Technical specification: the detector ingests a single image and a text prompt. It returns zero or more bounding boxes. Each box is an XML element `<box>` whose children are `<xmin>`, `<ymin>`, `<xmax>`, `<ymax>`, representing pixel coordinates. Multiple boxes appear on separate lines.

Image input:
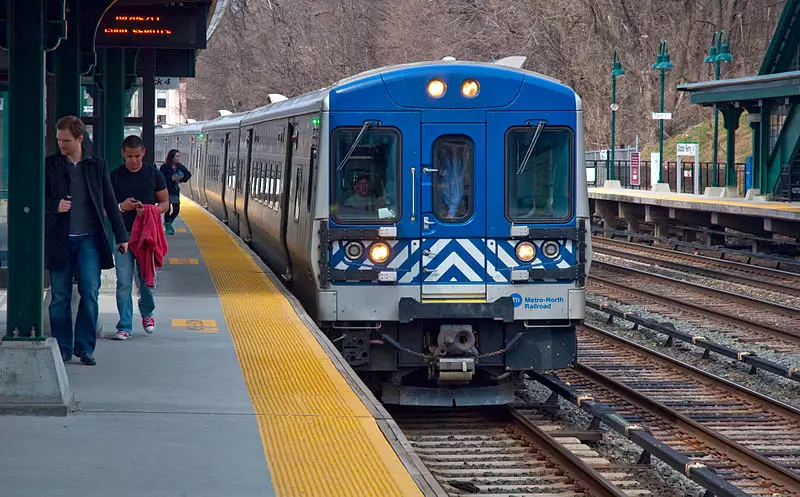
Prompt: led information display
<box><xmin>95</xmin><ymin>5</ymin><xmax>207</xmax><ymax>49</ymax></box>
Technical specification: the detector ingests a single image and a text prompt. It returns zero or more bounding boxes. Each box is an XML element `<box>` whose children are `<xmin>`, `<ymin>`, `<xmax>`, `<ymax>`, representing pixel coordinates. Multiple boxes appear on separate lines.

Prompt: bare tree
<box><xmin>187</xmin><ymin>0</ymin><xmax>786</xmax><ymax>150</ymax></box>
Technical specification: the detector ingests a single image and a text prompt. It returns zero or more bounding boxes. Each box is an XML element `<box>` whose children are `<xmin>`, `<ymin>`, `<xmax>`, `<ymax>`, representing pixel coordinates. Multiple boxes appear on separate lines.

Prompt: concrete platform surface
<box><xmin>0</xmin><ymin>217</ymin><xmax>275</xmax><ymax>497</ymax></box>
<box><xmin>589</xmin><ymin>186</ymin><xmax>800</xmax><ymax>220</ymax></box>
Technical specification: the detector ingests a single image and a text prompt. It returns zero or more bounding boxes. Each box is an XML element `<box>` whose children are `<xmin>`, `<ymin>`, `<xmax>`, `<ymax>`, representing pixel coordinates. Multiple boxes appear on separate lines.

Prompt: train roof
<box><xmin>156</xmin><ymin>59</ymin><xmax>577</xmax><ymax>133</ymax></box>
<box><xmin>241</xmin><ymin>88</ymin><xmax>328</xmax><ymax>126</ymax></box>
<box><xmin>202</xmin><ymin>110</ymin><xmax>252</xmax><ymax>132</ymax></box>
<box><xmin>333</xmin><ymin>59</ymin><xmax>564</xmax><ymax>87</ymax></box>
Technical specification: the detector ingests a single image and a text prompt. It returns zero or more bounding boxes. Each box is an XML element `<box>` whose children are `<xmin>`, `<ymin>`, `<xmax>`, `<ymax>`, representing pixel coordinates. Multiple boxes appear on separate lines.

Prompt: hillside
<box><xmin>189</xmin><ymin>0</ymin><xmax>785</xmax><ymax>150</ymax></box>
<box><xmin>640</xmin><ymin>113</ymin><xmax>753</xmax><ymax>164</ymax></box>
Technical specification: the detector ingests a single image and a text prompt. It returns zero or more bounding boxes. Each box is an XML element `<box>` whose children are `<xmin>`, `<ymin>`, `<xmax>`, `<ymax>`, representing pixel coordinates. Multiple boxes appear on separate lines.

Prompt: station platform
<box><xmin>589</xmin><ymin>186</ymin><xmax>800</xmax><ymax>243</ymax></box>
<box><xmin>0</xmin><ymin>200</ymin><xmax>432</xmax><ymax>497</ymax></box>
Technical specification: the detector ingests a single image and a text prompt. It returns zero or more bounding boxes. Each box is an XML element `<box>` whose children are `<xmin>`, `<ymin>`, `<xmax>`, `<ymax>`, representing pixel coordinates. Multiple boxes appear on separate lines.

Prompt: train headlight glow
<box><xmin>461</xmin><ymin>79</ymin><xmax>479</xmax><ymax>97</ymax></box>
<box><xmin>368</xmin><ymin>242</ymin><xmax>391</xmax><ymax>264</ymax></box>
<box><xmin>427</xmin><ymin>79</ymin><xmax>446</xmax><ymax>98</ymax></box>
<box><xmin>542</xmin><ymin>241</ymin><xmax>560</xmax><ymax>259</ymax></box>
<box><xmin>515</xmin><ymin>242</ymin><xmax>536</xmax><ymax>262</ymax></box>
<box><xmin>345</xmin><ymin>242</ymin><xmax>364</xmax><ymax>260</ymax></box>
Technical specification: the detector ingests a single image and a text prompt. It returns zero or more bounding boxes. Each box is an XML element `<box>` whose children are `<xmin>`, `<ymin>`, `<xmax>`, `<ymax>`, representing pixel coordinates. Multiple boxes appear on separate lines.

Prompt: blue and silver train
<box><xmin>155</xmin><ymin>59</ymin><xmax>591</xmax><ymax>406</ymax></box>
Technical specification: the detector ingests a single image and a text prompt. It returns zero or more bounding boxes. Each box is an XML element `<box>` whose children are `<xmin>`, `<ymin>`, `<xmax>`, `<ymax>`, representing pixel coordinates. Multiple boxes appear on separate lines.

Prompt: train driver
<box><xmin>343</xmin><ymin>174</ymin><xmax>385</xmax><ymax>213</ymax></box>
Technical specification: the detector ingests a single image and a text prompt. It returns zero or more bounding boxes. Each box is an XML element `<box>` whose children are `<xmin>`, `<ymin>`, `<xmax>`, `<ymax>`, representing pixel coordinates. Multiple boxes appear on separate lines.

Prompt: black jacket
<box><xmin>159</xmin><ymin>163</ymin><xmax>192</xmax><ymax>196</ymax></box>
<box><xmin>45</xmin><ymin>153</ymin><xmax>129</xmax><ymax>270</ymax></box>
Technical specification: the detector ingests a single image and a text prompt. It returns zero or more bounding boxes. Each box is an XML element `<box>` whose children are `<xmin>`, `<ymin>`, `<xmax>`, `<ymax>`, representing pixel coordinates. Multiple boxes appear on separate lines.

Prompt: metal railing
<box><xmin>587</xmin><ymin>160</ymin><xmax>746</xmax><ymax>196</ymax></box>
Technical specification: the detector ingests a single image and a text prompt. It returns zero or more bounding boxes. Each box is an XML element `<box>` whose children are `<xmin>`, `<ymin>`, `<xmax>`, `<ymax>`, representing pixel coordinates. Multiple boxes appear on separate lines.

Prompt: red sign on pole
<box><xmin>630</xmin><ymin>152</ymin><xmax>640</xmax><ymax>186</ymax></box>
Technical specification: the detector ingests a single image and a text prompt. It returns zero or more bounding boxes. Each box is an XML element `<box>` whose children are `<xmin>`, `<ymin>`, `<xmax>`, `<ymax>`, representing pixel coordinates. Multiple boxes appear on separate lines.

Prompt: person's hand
<box><xmin>117</xmin><ymin>242</ymin><xmax>128</xmax><ymax>254</ymax></box>
<box><xmin>120</xmin><ymin>197</ymin><xmax>140</xmax><ymax>212</ymax></box>
<box><xmin>135</xmin><ymin>204</ymin><xmax>146</xmax><ymax>217</ymax></box>
<box><xmin>58</xmin><ymin>196</ymin><xmax>72</xmax><ymax>213</ymax></box>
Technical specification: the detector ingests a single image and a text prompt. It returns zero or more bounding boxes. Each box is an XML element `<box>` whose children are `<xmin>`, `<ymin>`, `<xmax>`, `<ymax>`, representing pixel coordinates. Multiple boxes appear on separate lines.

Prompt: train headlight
<box><xmin>368</xmin><ymin>242</ymin><xmax>391</xmax><ymax>264</ymax></box>
<box><xmin>542</xmin><ymin>241</ymin><xmax>560</xmax><ymax>259</ymax></box>
<box><xmin>427</xmin><ymin>79</ymin><xmax>446</xmax><ymax>98</ymax></box>
<box><xmin>345</xmin><ymin>242</ymin><xmax>364</xmax><ymax>260</ymax></box>
<box><xmin>515</xmin><ymin>242</ymin><xmax>536</xmax><ymax>262</ymax></box>
<box><xmin>461</xmin><ymin>79</ymin><xmax>479</xmax><ymax>97</ymax></box>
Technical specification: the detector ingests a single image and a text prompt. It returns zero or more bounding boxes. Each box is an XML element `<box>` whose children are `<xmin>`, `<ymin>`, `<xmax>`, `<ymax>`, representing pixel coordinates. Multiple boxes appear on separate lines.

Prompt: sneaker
<box><xmin>112</xmin><ymin>330</ymin><xmax>130</xmax><ymax>340</ymax></box>
<box><xmin>78</xmin><ymin>352</ymin><xmax>96</xmax><ymax>366</ymax></box>
<box><xmin>165</xmin><ymin>223</ymin><xmax>175</xmax><ymax>235</ymax></box>
<box><xmin>62</xmin><ymin>353</ymin><xmax>71</xmax><ymax>363</ymax></box>
<box><xmin>142</xmin><ymin>317</ymin><xmax>155</xmax><ymax>334</ymax></box>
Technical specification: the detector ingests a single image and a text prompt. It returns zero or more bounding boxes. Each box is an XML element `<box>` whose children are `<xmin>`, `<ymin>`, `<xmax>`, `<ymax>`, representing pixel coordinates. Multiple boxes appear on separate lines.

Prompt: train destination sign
<box><xmin>96</xmin><ymin>5</ymin><xmax>207</xmax><ymax>49</ymax></box>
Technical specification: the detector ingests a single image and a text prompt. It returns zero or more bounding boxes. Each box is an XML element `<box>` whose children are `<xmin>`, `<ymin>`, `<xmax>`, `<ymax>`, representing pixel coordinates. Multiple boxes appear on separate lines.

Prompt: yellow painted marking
<box><xmin>171</xmin><ymin>318</ymin><xmax>218</xmax><ymax>333</ymax></box>
<box><xmin>169</xmin><ymin>257</ymin><xmax>199</xmax><ymax>264</ymax></box>
<box><xmin>181</xmin><ymin>201</ymin><xmax>423</xmax><ymax>497</ymax></box>
<box><xmin>175</xmin><ymin>228</ymin><xmax>186</xmax><ymax>233</ymax></box>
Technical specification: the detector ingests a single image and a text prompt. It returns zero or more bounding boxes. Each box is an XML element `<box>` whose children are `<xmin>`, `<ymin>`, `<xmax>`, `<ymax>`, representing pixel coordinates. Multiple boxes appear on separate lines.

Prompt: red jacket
<box><xmin>129</xmin><ymin>204</ymin><xmax>168</xmax><ymax>287</ymax></box>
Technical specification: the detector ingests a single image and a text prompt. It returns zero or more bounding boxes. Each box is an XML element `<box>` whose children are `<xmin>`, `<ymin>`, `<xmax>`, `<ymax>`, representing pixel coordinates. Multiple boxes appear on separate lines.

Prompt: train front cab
<box><xmin>319</xmin><ymin>63</ymin><xmax>587</xmax><ymax>406</ymax></box>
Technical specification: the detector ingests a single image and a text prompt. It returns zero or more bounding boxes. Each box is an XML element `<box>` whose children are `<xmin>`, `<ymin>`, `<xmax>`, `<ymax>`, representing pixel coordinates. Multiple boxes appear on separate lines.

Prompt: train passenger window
<box><xmin>331</xmin><ymin>127</ymin><xmax>400</xmax><ymax>223</ymax></box>
<box><xmin>432</xmin><ymin>136</ymin><xmax>473</xmax><ymax>223</ymax></box>
<box><xmin>293</xmin><ymin>167</ymin><xmax>302</xmax><ymax>222</ymax></box>
<box><xmin>505</xmin><ymin>127</ymin><xmax>573</xmax><ymax>222</ymax></box>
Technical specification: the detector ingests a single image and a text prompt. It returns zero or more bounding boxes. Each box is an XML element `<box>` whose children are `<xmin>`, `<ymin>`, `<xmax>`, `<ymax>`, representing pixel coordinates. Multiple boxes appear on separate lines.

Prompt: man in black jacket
<box><xmin>45</xmin><ymin>116</ymin><xmax>129</xmax><ymax>365</ymax></box>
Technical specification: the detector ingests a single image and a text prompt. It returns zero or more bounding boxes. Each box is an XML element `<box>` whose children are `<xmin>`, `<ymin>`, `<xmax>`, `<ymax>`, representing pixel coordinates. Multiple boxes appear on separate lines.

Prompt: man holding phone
<box><xmin>110</xmin><ymin>135</ymin><xmax>169</xmax><ymax>340</ymax></box>
<box><xmin>45</xmin><ymin>116</ymin><xmax>129</xmax><ymax>365</ymax></box>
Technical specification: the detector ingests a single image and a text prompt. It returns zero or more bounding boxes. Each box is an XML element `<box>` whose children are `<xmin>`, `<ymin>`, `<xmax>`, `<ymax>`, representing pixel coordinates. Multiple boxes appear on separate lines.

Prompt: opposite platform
<box><xmin>0</xmin><ymin>199</ymin><xmax>433</xmax><ymax>497</ymax></box>
<box><xmin>589</xmin><ymin>186</ymin><xmax>800</xmax><ymax>220</ymax></box>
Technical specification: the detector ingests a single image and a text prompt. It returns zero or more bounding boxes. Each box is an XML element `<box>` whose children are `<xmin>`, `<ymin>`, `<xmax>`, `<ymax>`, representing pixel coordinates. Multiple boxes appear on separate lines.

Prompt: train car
<box><xmin>157</xmin><ymin>59</ymin><xmax>590</xmax><ymax>406</ymax></box>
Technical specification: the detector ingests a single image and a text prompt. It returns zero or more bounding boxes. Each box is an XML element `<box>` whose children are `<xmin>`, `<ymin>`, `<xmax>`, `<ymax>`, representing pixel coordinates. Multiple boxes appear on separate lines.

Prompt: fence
<box><xmin>587</xmin><ymin>160</ymin><xmax>746</xmax><ymax>196</ymax></box>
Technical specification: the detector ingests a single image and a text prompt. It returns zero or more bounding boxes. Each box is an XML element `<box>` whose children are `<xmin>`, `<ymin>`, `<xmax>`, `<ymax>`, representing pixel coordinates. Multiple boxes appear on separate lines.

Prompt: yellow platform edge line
<box><xmin>180</xmin><ymin>200</ymin><xmax>423</xmax><ymax>497</ymax></box>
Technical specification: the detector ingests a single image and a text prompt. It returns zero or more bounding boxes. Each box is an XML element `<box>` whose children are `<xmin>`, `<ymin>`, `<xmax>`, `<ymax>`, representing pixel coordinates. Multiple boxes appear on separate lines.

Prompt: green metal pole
<box><xmin>54</xmin><ymin>0</ymin><xmax>81</xmax><ymax>121</ymax></box>
<box><xmin>609</xmin><ymin>75</ymin><xmax>617</xmax><ymax>181</ymax></box>
<box><xmin>725</xmin><ymin>111</ymin><xmax>737</xmax><ymax>188</ymax></box>
<box><xmin>658</xmin><ymin>69</ymin><xmax>665</xmax><ymax>184</ymax></box>
<box><xmin>103</xmin><ymin>48</ymin><xmax>125</xmax><ymax>172</ymax></box>
<box><xmin>6</xmin><ymin>0</ymin><xmax>45</xmax><ymax>339</ymax></box>
<box><xmin>711</xmin><ymin>63</ymin><xmax>720</xmax><ymax>187</ymax></box>
<box><xmin>751</xmin><ymin>118</ymin><xmax>761</xmax><ymax>191</ymax></box>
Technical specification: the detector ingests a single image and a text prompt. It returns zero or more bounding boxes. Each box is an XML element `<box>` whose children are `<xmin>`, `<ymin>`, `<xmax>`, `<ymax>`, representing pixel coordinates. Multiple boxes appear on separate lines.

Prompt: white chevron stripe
<box><xmin>388</xmin><ymin>246</ymin><xmax>408</xmax><ymax>269</ymax></box>
<box><xmin>335</xmin><ymin>261</ymin><xmax>348</xmax><ymax>270</ymax></box>
<box><xmin>459</xmin><ymin>239</ymin><xmax>485</xmax><ymax>265</ymax></box>
<box><xmin>557</xmin><ymin>260</ymin><xmax>571</xmax><ymax>269</ymax></box>
<box><xmin>497</xmin><ymin>243</ymin><xmax>519</xmax><ymax>268</ymax></box>
<box><xmin>425</xmin><ymin>252</ymin><xmax>481</xmax><ymax>282</ymax></box>
<box><xmin>487</xmin><ymin>260</ymin><xmax>506</xmax><ymax>282</ymax></box>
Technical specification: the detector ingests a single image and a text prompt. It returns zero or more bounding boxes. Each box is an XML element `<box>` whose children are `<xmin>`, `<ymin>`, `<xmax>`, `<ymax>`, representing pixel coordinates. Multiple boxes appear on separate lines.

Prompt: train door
<box><xmin>419</xmin><ymin>123</ymin><xmax>487</xmax><ymax>300</ymax></box>
<box><xmin>236</xmin><ymin>128</ymin><xmax>253</xmax><ymax>243</ymax></box>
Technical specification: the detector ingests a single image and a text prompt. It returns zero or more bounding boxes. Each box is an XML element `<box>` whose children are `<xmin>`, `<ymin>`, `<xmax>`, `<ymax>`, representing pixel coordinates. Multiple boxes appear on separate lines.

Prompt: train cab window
<box><xmin>432</xmin><ymin>136</ymin><xmax>473</xmax><ymax>223</ymax></box>
<box><xmin>505</xmin><ymin>127</ymin><xmax>573</xmax><ymax>222</ymax></box>
<box><xmin>331</xmin><ymin>127</ymin><xmax>400</xmax><ymax>224</ymax></box>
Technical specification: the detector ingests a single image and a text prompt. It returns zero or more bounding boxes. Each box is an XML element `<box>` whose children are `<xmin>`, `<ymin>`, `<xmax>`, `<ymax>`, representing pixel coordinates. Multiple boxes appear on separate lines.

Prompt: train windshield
<box><xmin>506</xmin><ymin>127</ymin><xmax>572</xmax><ymax>222</ymax></box>
<box><xmin>331</xmin><ymin>127</ymin><xmax>400</xmax><ymax>223</ymax></box>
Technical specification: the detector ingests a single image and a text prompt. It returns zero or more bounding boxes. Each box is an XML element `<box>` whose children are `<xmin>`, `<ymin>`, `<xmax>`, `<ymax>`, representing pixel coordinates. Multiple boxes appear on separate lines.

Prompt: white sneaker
<box><xmin>112</xmin><ymin>330</ymin><xmax>130</xmax><ymax>340</ymax></box>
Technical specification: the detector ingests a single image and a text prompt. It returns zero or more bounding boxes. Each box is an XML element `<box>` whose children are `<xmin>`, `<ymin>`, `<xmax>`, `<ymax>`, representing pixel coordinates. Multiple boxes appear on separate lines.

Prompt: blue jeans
<box><xmin>114</xmin><ymin>249</ymin><xmax>156</xmax><ymax>333</ymax></box>
<box><xmin>49</xmin><ymin>234</ymin><xmax>101</xmax><ymax>357</ymax></box>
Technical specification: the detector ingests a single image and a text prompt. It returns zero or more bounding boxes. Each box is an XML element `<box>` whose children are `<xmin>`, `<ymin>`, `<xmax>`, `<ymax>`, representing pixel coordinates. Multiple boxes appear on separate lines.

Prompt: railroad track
<box><xmin>588</xmin><ymin>260</ymin><xmax>800</xmax><ymax>354</ymax></box>
<box><xmin>591</xmin><ymin>237</ymin><xmax>800</xmax><ymax>296</ymax></box>
<box><xmin>390</xmin><ymin>405</ymin><xmax>651</xmax><ymax>496</ymax></box>
<box><xmin>545</xmin><ymin>324</ymin><xmax>800</xmax><ymax>495</ymax></box>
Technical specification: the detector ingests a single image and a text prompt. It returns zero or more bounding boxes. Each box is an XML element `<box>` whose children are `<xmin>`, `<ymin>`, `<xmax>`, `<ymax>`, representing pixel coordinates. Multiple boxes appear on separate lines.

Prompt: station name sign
<box><xmin>96</xmin><ymin>5</ymin><xmax>207</xmax><ymax>49</ymax></box>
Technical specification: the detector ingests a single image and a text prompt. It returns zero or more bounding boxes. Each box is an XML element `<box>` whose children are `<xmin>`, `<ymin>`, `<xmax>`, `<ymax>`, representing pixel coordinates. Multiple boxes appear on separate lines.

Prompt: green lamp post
<box><xmin>704</xmin><ymin>30</ymin><xmax>734</xmax><ymax>187</ymax></box>
<box><xmin>651</xmin><ymin>40</ymin><xmax>674</xmax><ymax>185</ymax></box>
<box><xmin>609</xmin><ymin>49</ymin><xmax>624</xmax><ymax>181</ymax></box>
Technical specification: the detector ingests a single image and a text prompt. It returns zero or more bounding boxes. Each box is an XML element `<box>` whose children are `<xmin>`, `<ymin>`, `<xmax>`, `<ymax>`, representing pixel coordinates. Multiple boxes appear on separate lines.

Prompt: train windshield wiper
<box><xmin>516</xmin><ymin>120</ymin><xmax>546</xmax><ymax>176</ymax></box>
<box><xmin>336</xmin><ymin>121</ymin><xmax>374</xmax><ymax>172</ymax></box>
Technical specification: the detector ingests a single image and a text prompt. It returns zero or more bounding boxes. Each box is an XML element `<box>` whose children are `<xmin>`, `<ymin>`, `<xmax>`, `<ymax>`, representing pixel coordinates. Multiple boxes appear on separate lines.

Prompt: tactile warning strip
<box><xmin>181</xmin><ymin>201</ymin><xmax>422</xmax><ymax>497</ymax></box>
